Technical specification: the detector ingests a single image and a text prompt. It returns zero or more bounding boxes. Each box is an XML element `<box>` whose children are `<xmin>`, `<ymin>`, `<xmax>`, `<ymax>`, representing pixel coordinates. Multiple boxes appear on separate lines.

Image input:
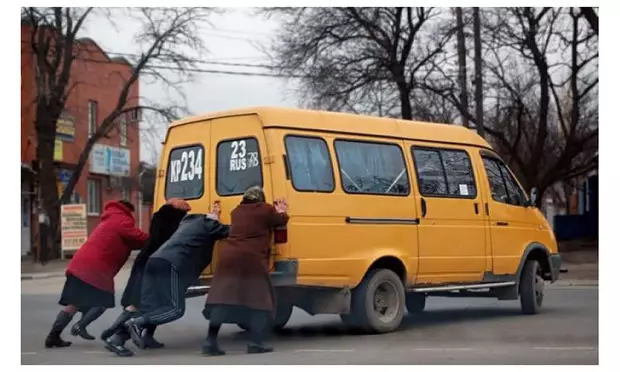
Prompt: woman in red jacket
<box><xmin>44</xmin><ymin>200</ymin><xmax>149</xmax><ymax>348</ymax></box>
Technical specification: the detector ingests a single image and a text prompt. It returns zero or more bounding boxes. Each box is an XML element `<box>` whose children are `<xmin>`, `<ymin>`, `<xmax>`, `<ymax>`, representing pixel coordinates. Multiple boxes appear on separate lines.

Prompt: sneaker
<box><xmin>104</xmin><ymin>338</ymin><xmax>134</xmax><ymax>357</ymax></box>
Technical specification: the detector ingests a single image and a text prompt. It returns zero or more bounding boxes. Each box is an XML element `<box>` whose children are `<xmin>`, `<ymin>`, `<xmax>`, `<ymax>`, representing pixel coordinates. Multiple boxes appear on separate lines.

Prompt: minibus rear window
<box><xmin>216</xmin><ymin>137</ymin><xmax>263</xmax><ymax>196</ymax></box>
<box><xmin>165</xmin><ymin>144</ymin><xmax>205</xmax><ymax>200</ymax></box>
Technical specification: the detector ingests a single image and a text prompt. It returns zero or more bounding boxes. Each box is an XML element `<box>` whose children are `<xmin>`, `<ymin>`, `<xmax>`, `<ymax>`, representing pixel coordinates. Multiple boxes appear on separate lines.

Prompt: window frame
<box><xmin>412</xmin><ymin>145</ymin><xmax>478</xmax><ymax>200</ymax></box>
<box><xmin>333</xmin><ymin>138</ymin><xmax>411</xmax><ymax>197</ymax></box>
<box><xmin>87</xmin><ymin>179</ymin><xmax>101</xmax><ymax>216</ymax></box>
<box><xmin>164</xmin><ymin>143</ymin><xmax>206</xmax><ymax>201</ymax></box>
<box><xmin>284</xmin><ymin>134</ymin><xmax>336</xmax><ymax>193</ymax></box>
<box><xmin>215</xmin><ymin>136</ymin><xmax>264</xmax><ymax>197</ymax></box>
<box><xmin>119</xmin><ymin>113</ymin><xmax>128</xmax><ymax>147</ymax></box>
<box><xmin>481</xmin><ymin>153</ymin><xmax>528</xmax><ymax>207</ymax></box>
<box><xmin>88</xmin><ymin>100</ymin><xmax>98</xmax><ymax>138</ymax></box>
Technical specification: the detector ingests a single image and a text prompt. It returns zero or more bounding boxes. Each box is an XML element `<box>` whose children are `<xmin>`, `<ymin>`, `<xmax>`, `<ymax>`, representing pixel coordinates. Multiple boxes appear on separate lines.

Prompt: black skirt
<box><xmin>120</xmin><ymin>264</ymin><xmax>145</xmax><ymax>308</ymax></box>
<box><xmin>203</xmin><ymin>304</ymin><xmax>271</xmax><ymax>327</ymax></box>
<box><xmin>59</xmin><ymin>274</ymin><xmax>115</xmax><ymax>309</ymax></box>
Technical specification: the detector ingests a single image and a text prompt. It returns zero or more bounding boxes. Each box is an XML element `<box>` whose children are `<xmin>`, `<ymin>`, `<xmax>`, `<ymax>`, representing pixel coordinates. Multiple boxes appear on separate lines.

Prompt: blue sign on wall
<box><xmin>90</xmin><ymin>144</ymin><xmax>131</xmax><ymax>176</ymax></box>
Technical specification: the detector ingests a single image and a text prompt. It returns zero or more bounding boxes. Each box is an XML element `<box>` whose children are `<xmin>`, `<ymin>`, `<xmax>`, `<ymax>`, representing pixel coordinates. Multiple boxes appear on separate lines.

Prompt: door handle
<box><xmin>474</xmin><ymin>203</ymin><xmax>479</xmax><ymax>215</ymax></box>
<box><xmin>421</xmin><ymin>198</ymin><xmax>427</xmax><ymax>218</ymax></box>
<box><xmin>496</xmin><ymin>221</ymin><xmax>509</xmax><ymax>226</ymax></box>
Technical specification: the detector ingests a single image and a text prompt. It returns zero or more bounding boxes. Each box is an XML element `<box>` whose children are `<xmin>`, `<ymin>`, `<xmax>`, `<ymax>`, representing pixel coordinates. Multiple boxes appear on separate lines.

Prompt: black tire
<box><xmin>273</xmin><ymin>301</ymin><xmax>293</xmax><ymax>331</ymax></box>
<box><xmin>519</xmin><ymin>260</ymin><xmax>544</xmax><ymax>315</ymax></box>
<box><xmin>237</xmin><ymin>301</ymin><xmax>293</xmax><ymax>332</ymax></box>
<box><xmin>348</xmin><ymin>269</ymin><xmax>405</xmax><ymax>333</ymax></box>
<box><xmin>405</xmin><ymin>293</ymin><xmax>426</xmax><ymax>314</ymax></box>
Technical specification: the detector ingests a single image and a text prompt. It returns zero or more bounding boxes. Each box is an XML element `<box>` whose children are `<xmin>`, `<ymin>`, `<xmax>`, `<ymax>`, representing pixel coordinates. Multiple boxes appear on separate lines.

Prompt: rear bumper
<box><xmin>185</xmin><ymin>258</ymin><xmax>299</xmax><ymax>298</ymax></box>
<box><xmin>549</xmin><ymin>253</ymin><xmax>562</xmax><ymax>282</ymax></box>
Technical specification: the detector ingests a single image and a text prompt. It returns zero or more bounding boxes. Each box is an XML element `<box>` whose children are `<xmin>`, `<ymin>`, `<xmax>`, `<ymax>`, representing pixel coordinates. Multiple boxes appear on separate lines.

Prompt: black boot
<box><xmin>103</xmin><ymin>332</ymin><xmax>134</xmax><ymax>357</ymax></box>
<box><xmin>124</xmin><ymin>317</ymin><xmax>146</xmax><ymax>350</ymax></box>
<box><xmin>202</xmin><ymin>323</ymin><xmax>225</xmax><ymax>356</ymax></box>
<box><xmin>71</xmin><ymin>307</ymin><xmax>105</xmax><ymax>341</ymax></box>
<box><xmin>247</xmin><ymin>315</ymin><xmax>273</xmax><ymax>354</ymax></box>
<box><xmin>101</xmin><ymin>310</ymin><xmax>134</xmax><ymax>341</ymax></box>
<box><xmin>143</xmin><ymin>325</ymin><xmax>165</xmax><ymax>349</ymax></box>
<box><xmin>45</xmin><ymin>311</ymin><xmax>74</xmax><ymax>348</ymax></box>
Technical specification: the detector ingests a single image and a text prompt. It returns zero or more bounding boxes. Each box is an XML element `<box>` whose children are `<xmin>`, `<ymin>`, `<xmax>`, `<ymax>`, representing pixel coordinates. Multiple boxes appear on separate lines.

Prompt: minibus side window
<box><xmin>412</xmin><ymin>147</ymin><xmax>477</xmax><ymax>198</ymax></box>
<box><xmin>284</xmin><ymin>136</ymin><xmax>335</xmax><ymax>192</ymax></box>
<box><xmin>216</xmin><ymin>137</ymin><xmax>263</xmax><ymax>196</ymax></box>
<box><xmin>482</xmin><ymin>157</ymin><xmax>526</xmax><ymax>206</ymax></box>
<box><xmin>334</xmin><ymin>140</ymin><xmax>410</xmax><ymax>196</ymax></box>
<box><xmin>165</xmin><ymin>144</ymin><xmax>205</xmax><ymax>200</ymax></box>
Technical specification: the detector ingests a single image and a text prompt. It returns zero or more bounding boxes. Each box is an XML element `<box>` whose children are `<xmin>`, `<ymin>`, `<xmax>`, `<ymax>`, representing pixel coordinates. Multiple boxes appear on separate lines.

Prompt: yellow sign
<box><xmin>56</xmin><ymin>118</ymin><xmax>75</xmax><ymax>141</ymax></box>
<box><xmin>54</xmin><ymin>139</ymin><xmax>63</xmax><ymax>161</ymax></box>
<box><xmin>61</xmin><ymin>204</ymin><xmax>88</xmax><ymax>252</ymax></box>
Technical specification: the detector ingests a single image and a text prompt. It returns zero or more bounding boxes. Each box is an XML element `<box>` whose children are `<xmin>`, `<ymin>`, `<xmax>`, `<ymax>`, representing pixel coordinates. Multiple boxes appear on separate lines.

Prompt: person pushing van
<box><xmin>111</xmin><ymin>203</ymin><xmax>230</xmax><ymax>356</ymax></box>
<box><xmin>101</xmin><ymin>198</ymin><xmax>192</xmax><ymax>354</ymax></box>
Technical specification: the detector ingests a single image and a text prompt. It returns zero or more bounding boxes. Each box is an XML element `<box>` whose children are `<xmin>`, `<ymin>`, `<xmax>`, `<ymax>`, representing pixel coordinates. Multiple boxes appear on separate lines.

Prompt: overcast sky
<box><xmin>78</xmin><ymin>8</ymin><xmax>298</xmax><ymax>164</ymax></box>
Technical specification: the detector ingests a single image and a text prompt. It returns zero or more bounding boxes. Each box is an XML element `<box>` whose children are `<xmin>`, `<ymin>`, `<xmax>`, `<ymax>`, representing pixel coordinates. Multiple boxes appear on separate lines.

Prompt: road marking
<box><xmin>84</xmin><ymin>351</ymin><xmax>107</xmax><ymax>354</ymax></box>
<box><xmin>21</xmin><ymin>352</ymin><xmax>37</xmax><ymax>355</ymax></box>
<box><xmin>411</xmin><ymin>348</ymin><xmax>473</xmax><ymax>352</ymax></box>
<box><xmin>534</xmin><ymin>346</ymin><xmax>596</xmax><ymax>351</ymax></box>
<box><xmin>295</xmin><ymin>349</ymin><xmax>355</xmax><ymax>353</ymax></box>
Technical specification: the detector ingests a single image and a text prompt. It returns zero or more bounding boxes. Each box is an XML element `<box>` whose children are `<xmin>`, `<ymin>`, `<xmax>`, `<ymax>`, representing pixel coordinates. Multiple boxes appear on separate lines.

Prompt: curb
<box><xmin>21</xmin><ymin>272</ymin><xmax>66</xmax><ymax>281</ymax></box>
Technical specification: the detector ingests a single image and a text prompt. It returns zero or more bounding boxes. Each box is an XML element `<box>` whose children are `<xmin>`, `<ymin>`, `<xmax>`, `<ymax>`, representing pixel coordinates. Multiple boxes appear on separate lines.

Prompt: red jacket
<box><xmin>67</xmin><ymin>201</ymin><xmax>149</xmax><ymax>293</ymax></box>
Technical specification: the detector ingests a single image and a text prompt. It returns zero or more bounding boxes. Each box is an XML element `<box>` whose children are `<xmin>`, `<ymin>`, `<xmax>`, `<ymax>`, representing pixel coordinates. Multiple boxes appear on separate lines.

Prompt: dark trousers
<box><xmin>139</xmin><ymin>258</ymin><xmax>186</xmax><ymax>326</ymax></box>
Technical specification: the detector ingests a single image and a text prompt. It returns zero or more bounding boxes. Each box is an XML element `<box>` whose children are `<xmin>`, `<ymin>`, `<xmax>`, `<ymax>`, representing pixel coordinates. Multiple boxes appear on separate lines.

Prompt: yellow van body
<box><xmin>155</xmin><ymin>107</ymin><xmax>561</xmax><ymax>333</ymax></box>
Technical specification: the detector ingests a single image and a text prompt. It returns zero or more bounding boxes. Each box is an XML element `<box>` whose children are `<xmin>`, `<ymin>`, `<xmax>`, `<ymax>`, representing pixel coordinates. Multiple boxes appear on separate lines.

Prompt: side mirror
<box><xmin>528</xmin><ymin>187</ymin><xmax>538</xmax><ymax>207</ymax></box>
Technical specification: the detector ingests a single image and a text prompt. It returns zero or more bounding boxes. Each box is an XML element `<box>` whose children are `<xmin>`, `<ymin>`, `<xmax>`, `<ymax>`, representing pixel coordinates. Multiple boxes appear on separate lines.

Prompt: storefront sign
<box><xmin>60</xmin><ymin>204</ymin><xmax>88</xmax><ymax>255</ymax></box>
<box><xmin>90</xmin><ymin>144</ymin><xmax>131</xmax><ymax>176</ymax></box>
<box><xmin>56</xmin><ymin>118</ymin><xmax>75</xmax><ymax>141</ymax></box>
<box><xmin>54</xmin><ymin>139</ymin><xmax>63</xmax><ymax>162</ymax></box>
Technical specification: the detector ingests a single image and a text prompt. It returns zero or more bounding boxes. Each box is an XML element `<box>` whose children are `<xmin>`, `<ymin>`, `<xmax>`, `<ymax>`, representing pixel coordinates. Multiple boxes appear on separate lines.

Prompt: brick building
<box><xmin>21</xmin><ymin>24</ymin><xmax>145</xmax><ymax>258</ymax></box>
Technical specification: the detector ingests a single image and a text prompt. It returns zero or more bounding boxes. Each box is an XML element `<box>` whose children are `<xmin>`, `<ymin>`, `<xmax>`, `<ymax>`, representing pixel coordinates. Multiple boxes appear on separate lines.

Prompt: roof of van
<box><xmin>168</xmin><ymin>106</ymin><xmax>492</xmax><ymax>149</ymax></box>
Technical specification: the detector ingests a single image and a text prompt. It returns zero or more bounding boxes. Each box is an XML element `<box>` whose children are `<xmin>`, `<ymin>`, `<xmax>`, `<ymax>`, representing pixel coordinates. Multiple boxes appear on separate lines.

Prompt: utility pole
<box><xmin>455</xmin><ymin>7</ymin><xmax>469</xmax><ymax>128</ymax></box>
<box><xmin>473</xmin><ymin>7</ymin><xmax>485</xmax><ymax>137</ymax></box>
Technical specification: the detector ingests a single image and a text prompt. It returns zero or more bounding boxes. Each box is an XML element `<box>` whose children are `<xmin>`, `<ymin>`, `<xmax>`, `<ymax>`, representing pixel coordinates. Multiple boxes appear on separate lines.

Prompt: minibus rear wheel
<box><xmin>350</xmin><ymin>269</ymin><xmax>405</xmax><ymax>333</ymax></box>
<box><xmin>519</xmin><ymin>259</ymin><xmax>544</xmax><ymax>315</ymax></box>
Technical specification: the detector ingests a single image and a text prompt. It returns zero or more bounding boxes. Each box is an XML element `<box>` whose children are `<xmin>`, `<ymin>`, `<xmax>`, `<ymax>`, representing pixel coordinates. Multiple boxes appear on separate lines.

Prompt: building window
<box><xmin>122</xmin><ymin>186</ymin><xmax>130</xmax><ymax>201</ymax></box>
<box><xmin>412</xmin><ymin>147</ymin><xmax>477</xmax><ymax>198</ymax></box>
<box><xmin>120</xmin><ymin>114</ymin><xmax>127</xmax><ymax>146</ymax></box>
<box><xmin>334</xmin><ymin>140</ymin><xmax>410</xmax><ymax>196</ymax></box>
<box><xmin>88</xmin><ymin>101</ymin><xmax>98</xmax><ymax>138</ymax></box>
<box><xmin>87</xmin><ymin>179</ymin><xmax>101</xmax><ymax>215</ymax></box>
<box><xmin>129</xmin><ymin>108</ymin><xmax>140</xmax><ymax>122</ymax></box>
<box><xmin>284</xmin><ymin>136</ymin><xmax>334</xmax><ymax>192</ymax></box>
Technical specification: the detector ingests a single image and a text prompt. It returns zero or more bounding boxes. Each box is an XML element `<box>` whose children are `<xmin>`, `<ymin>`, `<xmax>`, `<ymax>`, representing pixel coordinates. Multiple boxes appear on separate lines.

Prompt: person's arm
<box><xmin>118</xmin><ymin>218</ymin><xmax>149</xmax><ymax>249</ymax></box>
<box><xmin>209</xmin><ymin>219</ymin><xmax>230</xmax><ymax>241</ymax></box>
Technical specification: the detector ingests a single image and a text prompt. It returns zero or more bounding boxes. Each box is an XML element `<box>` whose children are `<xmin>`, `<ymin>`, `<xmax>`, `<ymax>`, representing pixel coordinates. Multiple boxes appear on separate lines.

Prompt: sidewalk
<box><xmin>21</xmin><ymin>251</ymin><xmax>138</xmax><ymax>280</ymax></box>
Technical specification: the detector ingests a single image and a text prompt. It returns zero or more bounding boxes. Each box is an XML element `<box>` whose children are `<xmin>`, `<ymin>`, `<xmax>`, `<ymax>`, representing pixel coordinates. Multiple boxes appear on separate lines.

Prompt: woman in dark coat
<box><xmin>100</xmin><ymin>198</ymin><xmax>191</xmax><ymax>353</ymax></box>
<box><xmin>45</xmin><ymin>200</ymin><xmax>148</xmax><ymax>348</ymax></box>
<box><xmin>202</xmin><ymin>186</ymin><xmax>289</xmax><ymax>356</ymax></box>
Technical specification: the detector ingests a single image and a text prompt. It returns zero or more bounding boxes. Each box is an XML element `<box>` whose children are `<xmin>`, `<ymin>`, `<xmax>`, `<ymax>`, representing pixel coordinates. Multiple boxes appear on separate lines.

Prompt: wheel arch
<box><xmin>353</xmin><ymin>255</ymin><xmax>407</xmax><ymax>289</ymax></box>
<box><xmin>517</xmin><ymin>242</ymin><xmax>553</xmax><ymax>285</ymax></box>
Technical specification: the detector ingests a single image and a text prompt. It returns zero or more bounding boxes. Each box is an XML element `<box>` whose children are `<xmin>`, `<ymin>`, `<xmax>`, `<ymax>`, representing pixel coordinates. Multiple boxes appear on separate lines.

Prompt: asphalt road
<box><xmin>21</xmin><ymin>275</ymin><xmax>598</xmax><ymax>365</ymax></box>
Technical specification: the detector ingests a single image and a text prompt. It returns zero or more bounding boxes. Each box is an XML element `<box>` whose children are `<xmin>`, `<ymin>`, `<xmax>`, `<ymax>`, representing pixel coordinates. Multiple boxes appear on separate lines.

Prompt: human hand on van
<box><xmin>274</xmin><ymin>199</ymin><xmax>288</xmax><ymax>213</ymax></box>
<box><xmin>206</xmin><ymin>201</ymin><xmax>221</xmax><ymax>221</ymax></box>
<box><xmin>166</xmin><ymin>198</ymin><xmax>191</xmax><ymax>212</ymax></box>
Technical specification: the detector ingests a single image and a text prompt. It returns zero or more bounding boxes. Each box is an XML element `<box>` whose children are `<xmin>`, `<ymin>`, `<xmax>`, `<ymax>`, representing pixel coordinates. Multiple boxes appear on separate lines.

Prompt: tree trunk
<box><xmin>455</xmin><ymin>7</ymin><xmax>469</xmax><ymax>127</ymax></box>
<box><xmin>473</xmin><ymin>7</ymin><xmax>485</xmax><ymax>137</ymax></box>
<box><xmin>35</xmin><ymin>118</ymin><xmax>61</xmax><ymax>262</ymax></box>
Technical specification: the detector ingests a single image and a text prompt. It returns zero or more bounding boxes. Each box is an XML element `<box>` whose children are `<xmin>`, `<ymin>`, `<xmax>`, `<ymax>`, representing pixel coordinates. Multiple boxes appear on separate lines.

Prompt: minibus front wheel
<box><xmin>519</xmin><ymin>259</ymin><xmax>545</xmax><ymax>315</ymax></box>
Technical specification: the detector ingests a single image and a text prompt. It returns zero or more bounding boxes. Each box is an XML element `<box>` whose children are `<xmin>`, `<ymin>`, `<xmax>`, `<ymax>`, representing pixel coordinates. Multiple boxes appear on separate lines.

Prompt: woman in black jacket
<box><xmin>100</xmin><ymin>198</ymin><xmax>191</xmax><ymax>355</ymax></box>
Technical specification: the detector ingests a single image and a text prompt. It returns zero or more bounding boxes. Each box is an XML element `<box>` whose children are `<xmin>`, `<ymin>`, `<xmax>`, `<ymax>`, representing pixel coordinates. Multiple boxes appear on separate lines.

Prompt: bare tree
<box><xmin>22</xmin><ymin>7</ymin><xmax>216</xmax><ymax>259</ymax></box>
<box><xmin>422</xmin><ymin>7</ymin><xmax>598</xmax><ymax>204</ymax></box>
<box><xmin>579</xmin><ymin>7</ymin><xmax>598</xmax><ymax>35</ymax></box>
<box><xmin>264</xmin><ymin>7</ymin><xmax>455</xmax><ymax>120</ymax></box>
<box><xmin>455</xmin><ymin>7</ymin><xmax>469</xmax><ymax>127</ymax></box>
<box><xmin>472</xmin><ymin>7</ymin><xmax>485</xmax><ymax>137</ymax></box>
